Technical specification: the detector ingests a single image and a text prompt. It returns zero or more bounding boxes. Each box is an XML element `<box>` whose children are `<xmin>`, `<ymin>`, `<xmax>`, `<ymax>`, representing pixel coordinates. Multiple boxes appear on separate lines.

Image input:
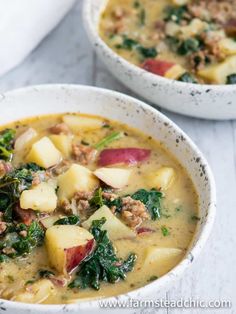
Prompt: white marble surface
<box><xmin>0</xmin><ymin>1</ymin><xmax>235</xmax><ymax>313</ymax></box>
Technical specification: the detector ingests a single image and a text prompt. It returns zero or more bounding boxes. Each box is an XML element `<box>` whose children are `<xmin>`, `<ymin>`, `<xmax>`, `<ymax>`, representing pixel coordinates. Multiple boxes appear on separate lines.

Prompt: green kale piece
<box><xmin>0</xmin><ymin>129</ymin><xmax>16</xmax><ymax>161</ymax></box>
<box><xmin>226</xmin><ymin>73</ymin><xmax>236</xmax><ymax>84</ymax></box>
<box><xmin>131</xmin><ymin>189</ymin><xmax>163</xmax><ymax>220</ymax></box>
<box><xmin>53</xmin><ymin>215</ymin><xmax>80</xmax><ymax>226</ymax></box>
<box><xmin>0</xmin><ymin>163</ymin><xmax>44</xmax><ymax>222</ymax></box>
<box><xmin>68</xmin><ymin>218</ymin><xmax>136</xmax><ymax>290</ymax></box>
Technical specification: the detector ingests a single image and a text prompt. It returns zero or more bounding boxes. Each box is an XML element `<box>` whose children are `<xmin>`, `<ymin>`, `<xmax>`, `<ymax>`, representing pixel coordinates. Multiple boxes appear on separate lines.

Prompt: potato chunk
<box><xmin>40</xmin><ymin>214</ymin><xmax>64</xmax><ymax>229</ymax></box>
<box><xmin>144</xmin><ymin>247</ymin><xmax>183</xmax><ymax>268</ymax></box>
<box><xmin>20</xmin><ymin>182</ymin><xmax>57</xmax><ymax>213</ymax></box>
<box><xmin>57</xmin><ymin>164</ymin><xmax>99</xmax><ymax>201</ymax></box>
<box><xmin>94</xmin><ymin>167</ymin><xmax>131</xmax><ymax>189</ymax></box>
<box><xmin>45</xmin><ymin>225</ymin><xmax>94</xmax><ymax>274</ymax></box>
<box><xmin>27</xmin><ymin>136</ymin><xmax>62</xmax><ymax>168</ymax></box>
<box><xmin>172</xmin><ymin>0</ymin><xmax>189</xmax><ymax>5</ymax></box>
<box><xmin>82</xmin><ymin>205</ymin><xmax>135</xmax><ymax>240</ymax></box>
<box><xmin>63</xmin><ymin>115</ymin><xmax>104</xmax><ymax>132</ymax></box>
<box><xmin>14</xmin><ymin>128</ymin><xmax>38</xmax><ymax>151</ymax></box>
<box><xmin>13</xmin><ymin>279</ymin><xmax>55</xmax><ymax>304</ymax></box>
<box><xmin>165</xmin><ymin>64</ymin><xmax>186</xmax><ymax>80</ymax></box>
<box><xmin>147</xmin><ymin>167</ymin><xmax>176</xmax><ymax>190</ymax></box>
<box><xmin>198</xmin><ymin>55</ymin><xmax>236</xmax><ymax>84</ymax></box>
<box><xmin>49</xmin><ymin>134</ymin><xmax>72</xmax><ymax>158</ymax></box>
<box><xmin>218</xmin><ymin>38</ymin><xmax>236</xmax><ymax>56</ymax></box>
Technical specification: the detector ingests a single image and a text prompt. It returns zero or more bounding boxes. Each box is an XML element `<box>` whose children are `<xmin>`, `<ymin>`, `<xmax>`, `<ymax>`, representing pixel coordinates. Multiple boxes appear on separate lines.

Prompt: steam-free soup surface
<box><xmin>100</xmin><ymin>0</ymin><xmax>236</xmax><ymax>85</ymax></box>
<box><xmin>0</xmin><ymin>114</ymin><xmax>198</xmax><ymax>304</ymax></box>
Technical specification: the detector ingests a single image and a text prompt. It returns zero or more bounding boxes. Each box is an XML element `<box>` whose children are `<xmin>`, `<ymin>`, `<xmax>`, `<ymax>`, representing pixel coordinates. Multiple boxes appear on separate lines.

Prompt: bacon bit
<box><xmin>49</xmin><ymin>123</ymin><xmax>70</xmax><ymax>135</ymax></box>
<box><xmin>137</xmin><ymin>227</ymin><xmax>155</xmax><ymax>235</ymax></box>
<box><xmin>14</xmin><ymin>205</ymin><xmax>37</xmax><ymax>226</ymax></box>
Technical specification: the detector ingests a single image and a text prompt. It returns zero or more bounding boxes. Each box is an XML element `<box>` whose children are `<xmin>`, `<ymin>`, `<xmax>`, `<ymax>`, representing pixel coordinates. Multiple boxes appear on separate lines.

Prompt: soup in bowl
<box><xmin>83</xmin><ymin>0</ymin><xmax>236</xmax><ymax>119</ymax></box>
<box><xmin>0</xmin><ymin>85</ymin><xmax>215</xmax><ymax>313</ymax></box>
<box><xmin>100</xmin><ymin>0</ymin><xmax>236</xmax><ymax>85</ymax></box>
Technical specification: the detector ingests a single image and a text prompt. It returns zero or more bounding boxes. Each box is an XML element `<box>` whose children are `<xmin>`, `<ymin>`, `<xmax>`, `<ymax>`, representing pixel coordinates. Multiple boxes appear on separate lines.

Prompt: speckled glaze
<box><xmin>0</xmin><ymin>85</ymin><xmax>216</xmax><ymax>313</ymax></box>
<box><xmin>83</xmin><ymin>0</ymin><xmax>236</xmax><ymax>120</ymax></box>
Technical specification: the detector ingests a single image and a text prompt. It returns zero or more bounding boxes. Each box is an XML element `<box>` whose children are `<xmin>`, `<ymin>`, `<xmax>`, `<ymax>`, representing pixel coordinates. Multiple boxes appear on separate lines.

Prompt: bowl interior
<box><xmin>0</xmin><ymin>84</ymin><xmax>216</xmax><ymax>311</ymax></box>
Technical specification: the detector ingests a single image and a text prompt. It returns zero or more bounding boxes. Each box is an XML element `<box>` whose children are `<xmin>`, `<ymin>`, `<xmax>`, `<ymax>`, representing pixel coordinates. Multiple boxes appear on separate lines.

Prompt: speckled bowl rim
<box><xmin>83</xmin><ymin>0</ymin><xmax>236</xmax><ymax>93</ymax></box>
<box><xmin>0</xmin><ymin>84</ymin><xmax>216</xmax><ymax>312</ymax></box>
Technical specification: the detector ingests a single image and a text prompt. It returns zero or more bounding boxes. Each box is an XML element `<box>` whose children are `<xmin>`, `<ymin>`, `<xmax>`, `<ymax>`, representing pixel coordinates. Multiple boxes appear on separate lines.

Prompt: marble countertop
<box><xmin>0</xmin><ymin>1</ymin><xmax>234</xmax><ymax>313</ymax></box>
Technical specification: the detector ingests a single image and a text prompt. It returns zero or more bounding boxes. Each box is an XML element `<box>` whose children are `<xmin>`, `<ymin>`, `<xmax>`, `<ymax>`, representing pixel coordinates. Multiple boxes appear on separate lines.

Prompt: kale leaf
<box><xmin>68</xmin><ymin>218</ymin><xmax>137</xmax><ymax>290</ymax></box>
<box><xmin>0</xmin><ymin>163</ymin><xmax>44</xmax><ymax>222</ymax></box>
<box><xmin>0</xmin><ymin>129</ymin><xmax>16</xmax><ymax>161</ymax></box>
<box><xmin>226</xmin><ymin>73</ymin><xmax>236</xmax><ymax>84</ymax></box>
<box><xmin>164</xmin><ymin>5</ymin><xmax>188</xmax><ymax>24</ymax></box>
<box><xmin>89</xmin><ymin>188</ymin><xmax>104</xmax><ymax>209</ymax></box>
<box><xmin>131</xmin><ymin>189</ymin><xmax>163</xmax><ymax>220</ymax></box>
<box><xmin>116</xmin><ymin>37</ymin><xmax>139</xmax><ymax>50</ymax></box>
<box><xmin>137</xmin><ymin>46</ymin><xmax>158</xmax><ymax>58</ymax></box>
<box><xmin>178</xmin><ymin>72</ymin><xmax>197</xmax><ymax>83</ymax></box>
<box><xmin>91</xmin><ymin>188</ymin><xmax>163</xmax><ymax>220</ymax></box>
<box><xmin>139</xmin><ymin>8</ymin><xmax>146</xmax><ymax>26</ymax></box>
<box><xmin>0</xmin><ymin>221</ymin><xmax>44</xmax><ymax>259</ymax></box>
<box><xmin>116</xmin><ymin>36</ymin><xmax>158</xmax><ymax>59</ymax></box>
<box><xmin>177</xmin><ymin>38</ymin><xmax>202</xmax><ymax>56</ymax></box>
<box><xmin>53</xmin><ymin>215</ymin><xmax>80</xmax><ymax>226</ymax></box>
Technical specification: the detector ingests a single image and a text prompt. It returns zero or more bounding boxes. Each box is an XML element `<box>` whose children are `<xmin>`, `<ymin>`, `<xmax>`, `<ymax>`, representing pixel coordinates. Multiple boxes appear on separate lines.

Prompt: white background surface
<box><xmin>0</xmin><ymin>1</ymin><xmax>235</xmax><ymax>313</ymax></box>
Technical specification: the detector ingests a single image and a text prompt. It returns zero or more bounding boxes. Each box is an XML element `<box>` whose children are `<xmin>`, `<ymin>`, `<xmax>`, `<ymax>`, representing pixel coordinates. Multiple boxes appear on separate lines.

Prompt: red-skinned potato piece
<box><xmin>98</xmin><ymin>148</ymin><xmax>151</xmax><ymax>166</ymax></box>
<box><xmin>65</xmin><ymin>239</ymin><xmax>94</xmax><ymax>273</ymax></box>
<box><xmin>142</xmin><ymin>59</ymin><xmax>175</xmax><ymax>76</ymax></box>
<box><xmin>137</xmin><ymin>227</ymin><xmax>155</xmax><ymax>235</ymax></box>
<box><xmin>45</xmin><ymin>225</ymin><xmax>95</xmax><ymax>274</ymax></box>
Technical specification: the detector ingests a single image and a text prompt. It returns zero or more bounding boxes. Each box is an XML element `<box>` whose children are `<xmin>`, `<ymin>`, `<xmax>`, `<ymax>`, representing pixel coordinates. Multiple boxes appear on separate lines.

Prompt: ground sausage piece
<box><xmin>102</xmin><ymin>191</ymin><xmax>118</xmax><ymax>201</ymax></box>
<box><xmin>0</xmin><ymin>161</ymin><xmax>12</xmax><ymax>177</ymax></box>
<box><xmin>49</xmin><ymin>123</ymin><xmax>70</xmax><ymax>135</ymax></box>
<box><xmin>74</xmin><ymin>191</ymin><xmax>93</xmax><ymax>201</ymax></box>
<box><xmin>121</xmin><ymin>196</ymin><xmax>150</xmax><ymax>229</ymax></box>
<box><xmin>73</xmin><ymin>191</ymin><xmax>94</xmax><ymax>221</ymax></box>
<box><xmin>72</xmin><ymin>144</ymin><xmax>97</xmax><ymax>165</ymax></box>
<box><xmin>112</xmin><ymin>7</ymin><xmax>126</xmax><ymax>19</ymax></box>
<box><xmin>14</xmin><ymin>205</ymin><xmax>37</xmax><ymax>226</ymax></box>
<box><xmin>188</xmin><ymin>0</ymin><xmax>236</xmax><ymax>24</ymax></box>
<box><xmin>2</xmin><ymin>247</ymin><xmax>16</xmax><ymax>255</ymax></box>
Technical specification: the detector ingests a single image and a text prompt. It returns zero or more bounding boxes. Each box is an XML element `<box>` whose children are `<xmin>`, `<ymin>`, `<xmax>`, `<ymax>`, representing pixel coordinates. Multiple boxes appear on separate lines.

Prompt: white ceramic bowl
<box><xmin>83</xmin><ymin>0</ymin><xmax>236</xmax><ymax>120</ymax></box>
<box><xmin>0</xmin><ymin>85</ymin><xmax>216</xmax><ymax>313</ymax></box>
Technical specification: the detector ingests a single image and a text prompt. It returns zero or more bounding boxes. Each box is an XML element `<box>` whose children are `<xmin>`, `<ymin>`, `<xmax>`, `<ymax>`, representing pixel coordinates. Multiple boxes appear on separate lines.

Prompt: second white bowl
<box><xmin>83</xmin><ymin>0</ymin><xmax>236</xmax><ymax>120</ymax></box>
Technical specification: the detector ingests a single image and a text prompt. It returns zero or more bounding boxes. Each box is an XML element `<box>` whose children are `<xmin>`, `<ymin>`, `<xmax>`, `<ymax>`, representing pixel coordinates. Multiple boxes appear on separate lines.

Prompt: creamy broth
<box><xmin>100</xmin><ymin>0</ymin><xmax>236</xmax><ymax>84</ymax></box>
<box><xmin>0</xmin><ymin>114</ymin><xmax>198</xmax><ymax>304</ymax></box>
